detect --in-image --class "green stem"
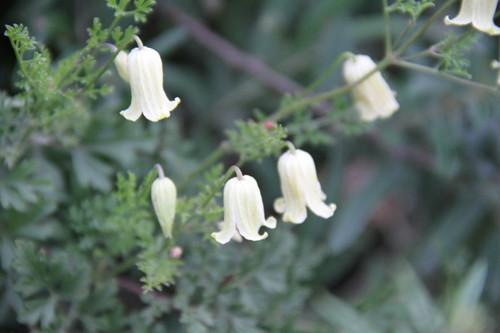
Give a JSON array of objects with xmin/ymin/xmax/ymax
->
[
  {"xmin": 382, "ymin": 0, "xmax": 392, "ymax": 57},
  {"xmin": 394, "ymin": 0, "xmax": 456, "ymax": 57},
  {"xmin": 178, "ymin": 143, "xmax": 228, "ymax": 192},
  {"xmin": 303, "ymin": 52, "xmax": 352, "ymax": 94},
  {"xmin": 270, "ymin": 57, "xmax": 392, "ymax": 122},
  {"xmin": 70, "ymin": 15, "xmax": 123, "ymax": 90},
  {"xmin": 393, "ymin": 60, "xmax": 499, "ymax": 95}
]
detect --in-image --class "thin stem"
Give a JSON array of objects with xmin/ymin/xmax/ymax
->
[
  {"xmin": 395, "ymin": 0, "xmax": 456, "ymax": 57},
  {"xmin": 85, "ymin": 49, "xmax": 121, "ymax": 87},
  {"xmin": 393, "ymin": 60, "xmax": 499, "ymax": 95},
  {"xmin": 270, "ymin": 57, "xmax": 392, "ymax": 122},
  {"xmin": 133, "ymin": 35, "xmax": 144, "ymax": 48},
  {"xmin": 304, "ymin": 52, "xmax": 352, "ymax": 94},
  {"xmin": 155, "ymin": 163, "xmax": 165, "ymax": 178},
  {"xmin": 178, "ymin": 143, "xmax": 228, "ymax": 192},
  {"xmin": 232, "ymin": 165, "xmax": 244, "ymax": 180},
  {"xmin": 393, "ymin": 19, "xmax": 414, "ymax": 49},
  {"xmin": 286, "ymin": 141, "xmax": 296, "ymax": 153},
  {"xmin": 382, "ymin": 0, "xmax": 392, "ymax": 57}
]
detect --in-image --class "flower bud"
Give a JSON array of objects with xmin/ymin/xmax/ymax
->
[
  {"xmin": 151, "ymin": 165, "xmax": 177, "ymax": 238},
  {"xmin": 169, "ymin": 246, "xmax": 183, "ymax": 259},
  {"xmin": 113, "ymin": 50, "xmax": 129, "ymax": 82}
]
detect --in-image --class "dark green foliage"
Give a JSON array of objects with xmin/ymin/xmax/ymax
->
[
  {"xmin": 435, "ymin": 32, "xmax": 478, "ymax": 78},
  {"xmin": 388, "ymin": 0, "xmax": 435, "ymax": 20},
  {"xmin": 226, "ymin": 120, "xmax": 288, "ymax": 162},
  {"xmin": 11, "ymin": 241, "xmax": 91, "ymax": 329}
]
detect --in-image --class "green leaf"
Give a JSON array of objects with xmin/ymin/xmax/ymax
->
[
  {"xmin": 436, "ymin": 32, "xmax": 477, "ymax": 79},
  {"xmin": 448, "ymin": 261, "xmax": 488, "ymax": 329},
  {"xmin": 226, "ymin": 120, "xmax": 287, "ymax": 162},
  {"xmin": 72, "ymin": 149, "xmax": 113, "ymax": 191},
  {"xmin": 313, "ymin": 293, "xmax": 382, "ymax": 333},
  {"xmin": 388, "ymin": 0, "xmax": 435, "ymax": 20},
  {"xmin": 137, "ymin": 238, "xmax": 181, "ymax": 292},
  {"xmin": 0, "ymin": 161, "xmax": 51, "ymax": 211},
  {"xmin": 329, "ymin": 165, "xmax": 404, "ymax": 253},
  {"xmin": 11, "ymin": 241, "xmax": 90, "ymax": 328},
  {"xmin": 395, "ymin": 264, "xmax": 446, "ymax": 333}
]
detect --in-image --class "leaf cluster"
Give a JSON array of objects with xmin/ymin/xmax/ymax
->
[
  {"xmin": 388, "ymin": 0, "xmax": 435, "ymax": 21},
  {"xmin": 226, "ymin": 120, "xmax": 288, "ymax": 162}
]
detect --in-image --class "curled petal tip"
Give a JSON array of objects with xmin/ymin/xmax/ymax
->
[
  {"xmin": 273, "ymin": 197, "xmax": 286, "ymax": 214},
  {"xmin": 444, "ymin": 16, "xmax": 470, "ymax": 26},
  {"xmin": 265, "ymin": 216, "xmax": 277, "ymax": 229},
  {"xmin": 120, "ymin": 108, "xmax": 142, "ymax": 121},
  {"xmin": 211, "ymin": 232, "xmax": 231, "ymax": 245}
]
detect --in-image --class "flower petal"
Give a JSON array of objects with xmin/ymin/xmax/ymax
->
[
  {"xmin": 211, "ymin": 220, "xmax": 237, "ymax": 245},
  {"xmin": 263, "ymin": 216, "xmax": 277, "ymax": 229},
  {"xmin": 444, "ymin": 0, "xmax": 474, "ymax": 26},
  {"xmin": 120, "ymin": 106, "xmax": 142, "ymax": 121},
  {"xmin": 306, "ymin": 198, "xmax": 337, "ymax": 219},
  {"xmin": 274, "ymin": 197, "xmax": 286, "ymax": 213},
  {"xmin": 472, "ymin": 0, "xmax": 500, "ymax": 35}
]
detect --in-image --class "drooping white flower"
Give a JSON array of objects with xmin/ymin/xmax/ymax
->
[
  {"xmin": 444, "ymin": 0, "xmax": 500, "ymax": 36},
  {"xmin": 117, "ymin": 36, "xmax": 180, "ymax": 122},
  {"xmin": 343, "ymin": 54, "xmax": 399, "ymax": 122},
  {"xmin": 211, "ymin": 166, "xmax": 276, "ymax": 244},
  {"xmin": 274, "ymin": 143, "xmax": 336, "ymax": 224},
  {"xmin": 491, "ymin": 60, "xmax": 500, "ymax": 85},
  {"xmin": 151, "ymin": 164, "xmax": 177, "ymax": 238}
]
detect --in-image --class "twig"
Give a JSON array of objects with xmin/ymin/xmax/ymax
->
[
  {"xmin": 160, "ymin": 3, "xmax": 301, "ymax": 95},
  {"xmin": 394, "ymin": 0, "xmax": 456, "ymax": 56},
  {"xmin": 393, "ymin": 59, "xmax": 499, "ymax": 95},
  {"xmin": 382, "ymin": 0, "xmax": 392, "ymax": 57}
]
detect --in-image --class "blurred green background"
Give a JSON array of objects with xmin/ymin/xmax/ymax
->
[{"xmin": 1, "ymin": 0, "xmax": 500, "ymax": 332}]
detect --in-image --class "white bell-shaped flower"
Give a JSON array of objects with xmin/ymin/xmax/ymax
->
[
  {"xmin": 343, "ymin": 54, "xmax": 399, "ymax": 122},
  {"xmin": 491, "ymin": 60, "xmax": 500, "ymax": 85},
  {"xmin": 151, "ymin": 164, "xmax": 177, "ymax": 238},
  {"xmin": 274, "ymin": 143, "xmax": 336, "ymax": 224},
  {"xmin": 444, "ymin": 0, "xmax": 500, "ymax": 36},
  {"xmin": 211, "ymin": 166, "xmax": 276, "ymax": 244},
  {"xmin": 117, "ymin": 36, "xmax": 180, "ymax": 122}
]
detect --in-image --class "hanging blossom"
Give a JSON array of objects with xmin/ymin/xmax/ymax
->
[
  {"xmin": 113, "ymin": 36, "xmax": 181, "ymax": 122},
  {"xmin": 343, "ymin": 54, "xmax": 399, "ymax": 122},
  {"xmin": 444, "ymin": 0, "xmax": 500, "ymax": 36},
  {"xmin": 274, "ymin": 142, "xmax": 336, "ymax": 224},
  {"xmin": 491, "ymin": 60, "xmax": 500, "ymax": 85},
  {"xmin": 151, "ymin": 164, "xmax": 177, "ymax": 238},
  {"xmin": 212, "ymin": 166, "xmax": 276, "ymax": 244}
]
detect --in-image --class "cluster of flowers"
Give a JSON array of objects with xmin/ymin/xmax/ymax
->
[{"xmin": 113, "ymin": 0, "xmax": 498, "ymax": 244}]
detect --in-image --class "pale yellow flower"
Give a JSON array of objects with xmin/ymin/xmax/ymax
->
[
  {"xmin": 151, "ymin": 164, "xmax": 177, "ymax": 238},
  {"xmin": 274, "ymin": 143, "xmax": 336, "ymax": 224},
  {"xmin": 113, "ymin": 50, "xmax": 129, "ymax": 82},
  {"xmin": 212, "ymin": 166, "xmax": 276, "ymax": 244},
  {"xmin": 116, "ymin": 36, "xmax": 180, "ymax": 122},
  {"xmin": 343, "ymin": 54, "xmax": 399, "ymax": 122},
  {"xmin": 445, "ymin": 0, "xmax": 500, "ymax": 36}
]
